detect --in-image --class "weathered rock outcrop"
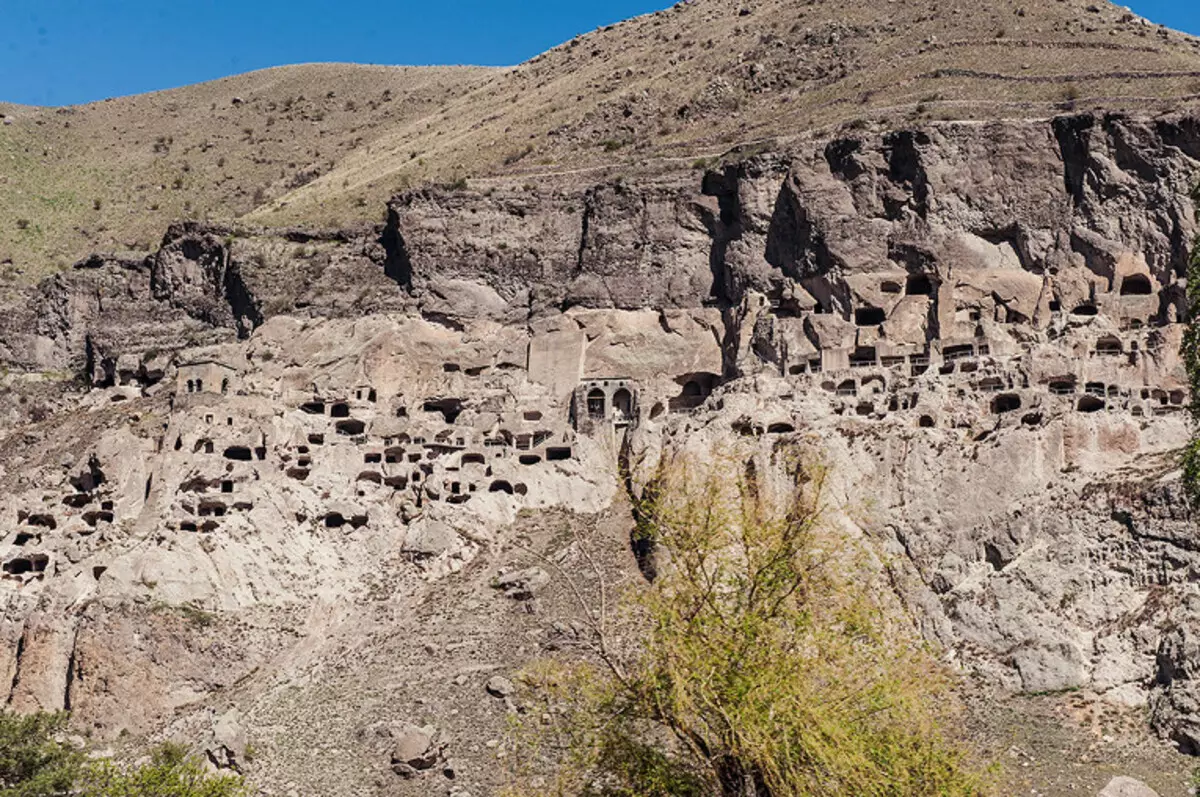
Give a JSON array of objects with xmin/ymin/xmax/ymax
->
[{"xmin": 0, "ymin": 110, "xmax": 1198, "ymax": 793}]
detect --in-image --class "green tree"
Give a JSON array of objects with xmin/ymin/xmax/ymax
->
[
  {"xmin": 0, "ymin": 712, "xmax": 81, "ymax": 797},
  {"xmin": 80, "ymin": 744, "xmax": 248, "ymax": 797},
  {"xmin": 507, "ymin": 454, "xmax": 989, "ymax": 797},
  {"xmin": 1183, "ymin": 183, "xmax": 1200, "ymax": 505}
]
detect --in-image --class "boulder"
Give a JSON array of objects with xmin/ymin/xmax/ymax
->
[
  {"xmin": 390, "ymin": 723, "xmax": 442, "ymax": 778},
  {"xmin": 1097, "ymin": 776, "xmax": 1159, "ymax": 797},
  {"xmin": 402, "ymin": 520, "xmax": 460, "ymax": 559},
  {"xmin": 485, "ymin": 675, "xmax": 514, "ymax": 698},
  {"xmin": 491, "ymin": 567, "xmax": 551, "ymax": 600},
  {"xmin": 204, "ymin": 710, "xmax": 247, "ymax": 772}
]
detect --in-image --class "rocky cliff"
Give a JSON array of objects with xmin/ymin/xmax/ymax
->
[{"xmin": 1, "ymin": 110, "xmax": 1199, "ymax": 794}]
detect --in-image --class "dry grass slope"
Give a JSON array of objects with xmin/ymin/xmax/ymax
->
[
  {"xmin": 4, "ymin": 0, "xmax": 1200, "ymax": 281},
  {"xmin": 0, "ymin": 64, "xmax": 494, "ymax": 280},
  {"xmin": 263, "ymin": 0, "xmax": 1200, "ymax": 225}
]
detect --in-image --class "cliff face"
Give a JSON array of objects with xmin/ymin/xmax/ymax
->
[{"xmin": 0, "ymin": 111, "xmax": 1198, "ymax": 791}]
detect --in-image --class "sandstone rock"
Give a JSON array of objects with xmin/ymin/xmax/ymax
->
[
  {"xmin": 1149, "ymin": 595, "xmax": 1200, "ymax": 752},
  {"xmin": 204, "ymin": 710, "xmax": 247, "ymax": 772},
  {"xmin": 1011, "ymin": 640, "xmax": 1088, "ymax": 694},
  {"xmin": 491, "ymin": 568, "xmax": 551, "ymax": 600},
  {"xmin": 485, "ymin": 675, "xmax": 514, "ymax": 698},
  {"xmin": 402, "ymin": 520, "xmax": 460, "ymax": 559},
  {"xmin": 1097, "ymin": 776, "xmax": 1159, "ymax": 797},
  {"xmin": 389, "ymin": 724, "xmax": 442, "ymax": 778}
]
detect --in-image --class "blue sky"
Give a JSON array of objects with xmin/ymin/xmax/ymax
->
[{"xmin": 0, "ymin": 0, "xmax": 1197, "ymax": 107}]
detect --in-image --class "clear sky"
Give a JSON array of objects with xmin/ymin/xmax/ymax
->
[{"xmin": 0, "ymin": 0, "xmax": 1197, "ymax": 107}]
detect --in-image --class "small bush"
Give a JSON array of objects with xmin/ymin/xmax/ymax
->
[
  {"xmin": 80, "ymin": 743, "xmax": 248, "ymax": 797},
  {"xmin": 504, "ymin": 145, "xmax": 536, "ymax": 166},
  {"xmin": 0, "ymin": 712, "xmax": 246, "ymax": 796},
  {"xmin": 15, "ymin": 219, "xmax": 29, "ymax": 231},
  {"xmin": 178, "ymin": 602, "xmax": 216, "ymax": 628},
  {"xmin": 599, "ymin": 139, "xmax": 627, "ymax": 152},
  {"xmin": 241, "ymin": 743, "xmax": 257, "ymax": 764},
  {"xmin": 0, "ymin": 711, "xmax": 81, "ymax": 796}
]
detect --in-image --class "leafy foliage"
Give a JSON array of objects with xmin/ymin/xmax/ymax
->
[
  {"xmin": 0, "ymin": 714, "xmax": 247, "ymax": 797},
  {"xmin": 1184, "ymin": 183, "xmax": 1200, "ymax": 506},
  {"xmin": 0, "ymin": 712, "xmax": 81, "ymax": 797},
  {"xmin": 80, "ymin": 743, "xmax": 248, "ymax": 797},
  {"xmin": 507, "ymin": 454, "xmax": 990, "ymax": 797}
]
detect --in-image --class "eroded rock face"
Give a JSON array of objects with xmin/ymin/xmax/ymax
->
[
  {"xmin": 390, "ymin": 179, "xmax": 717, "ymax": 316},
  {"xmin": 150, "ymin": 224, "xmax": 265, "ymax": 337},
  {"xmin": 0, "ymin": 112, "xmax": 1197, "ymax": 783},
  {"xmin": 1150, "ymin": 592, "xmax": 1200, "ymax": 753}
]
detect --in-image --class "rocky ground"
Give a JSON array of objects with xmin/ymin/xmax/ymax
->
[{"xmin": 967, "ymin": 687, "xmax": 1197, "ymax": 796}]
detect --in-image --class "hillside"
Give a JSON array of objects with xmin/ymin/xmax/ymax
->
[
  {"xmin": 0, "ymin": 64, "xmax": 494, "ymax": 281},
  {"xmin": 269, "ymin": 0, "xmax": 1200, "ymax": 224},
  {"xmin": 5, "ymin": 0, "xmax": 1200, "ymax": 280}
]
